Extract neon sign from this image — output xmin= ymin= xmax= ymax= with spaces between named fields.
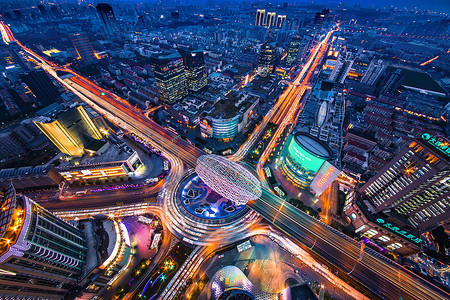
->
xmin=376 ymin=218 xmax=422 ymax=244
xmin=421 ymin=133 xmax=450 ymax=157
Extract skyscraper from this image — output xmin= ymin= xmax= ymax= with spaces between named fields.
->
xmin=70 ymin=33 xmax=96 ymax=63
xmin=0 ymin=183 xmax=87 ymax=298
xmin=276 ymin=15 xmax=286 ymax=28
xmin=34 ymin=106 xmax=107 ymax=157
xmin=361 ymin=59 xmax=387 ymax=85
xmin=151 ymin=51 xmax=188 ymax=104
xmin=377 ymin=69 xmax=406 ymax=95
xmin=285 ymin=35 xmax=301 ymax=66
xmin=178 ymin=48 xmax=208 ymax=92
xmin=257 ymin=42 xmax=277 ymax=77
xmin=21 ymin=69 xmax=60 ymax=106
xmin=313 ymin=9 xmax=329 ymax=38
xmin=359 ymin=134 xmax=450 ymax=232
xmin=329 ymin=51 xmax=354 ymax=84
xmin=256 ymin=9 xmax=265 ymax=27
xmin=266 ymin=12 xmax=276 ymax=28
xmin=96 ymin=3 xmax=117 ymax=36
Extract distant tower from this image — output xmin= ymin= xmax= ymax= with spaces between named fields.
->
xmin=151 ymin=51 xmax=188 ymax=104
xmin=285 ymin=35 xmax=301 ymax=66
xmin=96 ymin=3 xmax=117 ymax=36
xmin=313 ymin=9 xmax=329 ymax=38
xmin=361 ymin=59 xmax=388 ymax=85
xmin=178 ymin=48 xmax=208 ymax=92
xmin=70 ymin=33 xmax=96 ymax=63
xmin=266 ymin=12 xmax=276 ymax=28
xmin=258 ymin=42 xmax=277 ymax=77
xmin=378 ymin=69 xmax=406 ymax=95
xmin=329 ymin=51 xmax=354 ymax=84
xmin=0 ymin=183 xmax=87 ymax=298
xmin=256 ymin=9 xmax=265 ymax=27
xmin=20 ymin=69 xmax=60 ymax=106
xmin=276 ymin=15 xmax=286 ymax=28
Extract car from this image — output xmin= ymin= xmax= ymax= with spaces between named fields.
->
xmin=218 ymin=254 xmax=224 ymax=258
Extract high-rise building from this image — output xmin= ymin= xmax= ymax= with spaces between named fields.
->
xmin=276 ymin=15 xmax=286 ymax=28
xmin=21 ymin=69 xmax=60 ymax=106
xmin=266 ymin=12 xmax=276 ymax=28
xmin=178 ymin=48 xmax=207 ymax=92
xmin=96 ymin=3 xmax=117 ymax=36
xmin=151 ymin=51 xmax=188 ymax=104
xmin=361 ymin=59 xmax=387 ymax=85
xmin=0 ymin=183 xmax=87 ymax=298
xmin=34 ymin=105 xmax=107 ymax=157
xmin=70 ymin=33 xmax=96 ymax=63
xmin=359 ymin=134 xmax=450 ymax=231
xmin=313 ymin=9 xmax=329 ymax=37
xmin=285 ymin=35 xmax=301 ymax=66
xmin=257 ymin=42 xmax=277 ymax=77
xmin=377 ymin=69 xmax=406 ymax=95
xmin=256 ymin=9 xmax=265 ymax=27
xmin=329 ymin=52 xmax=354 ymax=84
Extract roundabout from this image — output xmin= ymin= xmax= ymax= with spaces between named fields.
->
xmin=161 ymin=155 xmax=262 ymax=246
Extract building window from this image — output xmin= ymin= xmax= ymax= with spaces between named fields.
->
xmin=363 ymin=229 xmax=378 ymax=238
xmin=379 ymin=236 xmax=390 ymax=242
xmin=387 ymin=242 xmax=402 ymax=250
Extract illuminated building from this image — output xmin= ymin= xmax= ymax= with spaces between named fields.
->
xmin=257 ymin=42 xmax=277 ymax=77
xmin=20 ymin=69 xmax=60 ymax=106
xmin=256 ymin=9 xmax=265 ymax=27
xmin=200 ymin=91 xmax=259 ymax=140
xmin=312 ymin=9 xmax=329 ymax=38
xmin=266 ymin=12 xmax=276 ymax=28
xmin=96 ymin=3 xmax=117 ymax=36
xmin=196 ymin=155 xmax=261 ymax=206
xmin=359 ymin=134 xmax=450 ymax=232
xmin=329 ymin=51 xmax=354 ymax=84
xmin=151 ymin=51 xmax=188 ymax=104
xmin=34 ymin=105 xmax=108 ymax=157
xmin=361 ymin=59 xmax=387 ymax=86
xmin=280 ymin=133 xmax=334 ymax=189
xmin=276 ymin=15 xmax=286 ymax=28
xmin=285 ymin=35 xmax=301 ymax=66
xmin=178 ymin=48 xmax=207 ymax=92
xmin=0 ymin=183 xmax=87 ymax=298
xmin=70 ymin=33 xmax=96 ymax=63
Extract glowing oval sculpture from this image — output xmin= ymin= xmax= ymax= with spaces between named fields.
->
xmin=195 ymin=155 xmax=262 ymax=205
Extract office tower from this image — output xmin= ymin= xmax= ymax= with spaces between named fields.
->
xmin=329 ymin=52 xmax=354 ymax=84
xmin=313 ymin=9 xmax=329 ymax=37
xmin=359 ymin=134 xmax=450 ymax=231
xmin=151 ymin=51 xmax=188 ymax=104
xmin=96 ymin=3 xmax=117 ymax=36
xmin=50 ymin=6 xmax=60 ymax=18
xmin=256 ymin=9 xmax=265 ymax=27
xmin=178 ymin=48 xmax=207 ymax=92
xmin=21 ymin=69 xmax=60 ymax=106
xmin=361 ymin=59 xmax=387 ymax=85
xmin=37 ymin=4 xmax=46 ymax=16
xmin=34 ymin=106 xmax=107 ymax=157
xmin=378 ymin=69 xmax=406 ymax=95
xmin=285 ymin=35 xmax=301 ymax=66
xmin=70 ymin=33 xmax=96 ymax=63
xmin=0 ymin=183 xmax=87 ymax=298
xmin=276 ymin=15 xmax=286 ymax=28
xmin=266 ymin=12 xmax=276 ymax=28
xmin=257 ymin=42 xmax=277 ymax=77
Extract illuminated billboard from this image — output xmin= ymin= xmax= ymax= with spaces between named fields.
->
xmin=310 ymin=161 xmax=341 ymax=195
xmin=281 ymin=133 xmax=332 ymax=189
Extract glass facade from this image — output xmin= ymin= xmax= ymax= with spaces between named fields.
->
xmin=281 ymin=134 xmax=330 ymax=189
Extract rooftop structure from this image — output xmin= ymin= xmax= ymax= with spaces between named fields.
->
xmin=195 ymin=155 xmax=261 ymax=206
